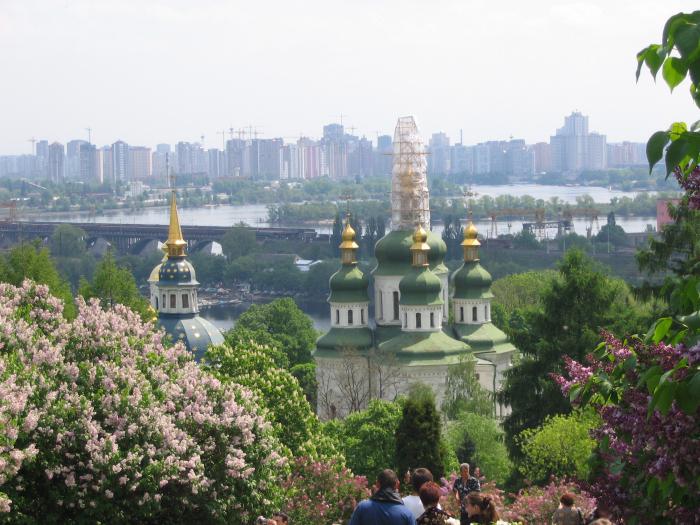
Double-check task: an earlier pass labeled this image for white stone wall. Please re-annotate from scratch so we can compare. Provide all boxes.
[329,302,369,328]
[373,275,403,325]
[439,273,449,321]
[453,298,491,324]
[156,285,198,315]
[399,304,443,331]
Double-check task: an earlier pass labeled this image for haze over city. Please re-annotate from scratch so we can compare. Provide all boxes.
[1,0,699,154]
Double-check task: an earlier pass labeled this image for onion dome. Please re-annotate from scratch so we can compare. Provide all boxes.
[374,229,447,276]
[329,266,369,303]
[148,244,169,283]
[158,315,224,360]
[461,219,481,261]
[339,217,359,266]
[452,220,493,299]
[158,258,198,285]
[399,224,443,306]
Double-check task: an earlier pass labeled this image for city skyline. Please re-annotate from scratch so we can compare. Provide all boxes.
[1,0,699,155]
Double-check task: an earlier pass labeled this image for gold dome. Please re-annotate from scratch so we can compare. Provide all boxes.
[411,224,430,250]
[148,263,162,283]
[339,221,359,250]
[461,220,481,247]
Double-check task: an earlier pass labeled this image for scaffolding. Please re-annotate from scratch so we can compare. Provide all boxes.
[391,116,430,229]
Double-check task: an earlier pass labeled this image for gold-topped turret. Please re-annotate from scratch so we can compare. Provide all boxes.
[165,190,187,257]
[339,215,359,265]
[410,223,430,267]
[461,213,481,262]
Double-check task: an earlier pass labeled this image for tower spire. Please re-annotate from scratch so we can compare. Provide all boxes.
[339,213,359,265]
[165,167,186,257]
[410,222,430,267]
[461,211,480,262]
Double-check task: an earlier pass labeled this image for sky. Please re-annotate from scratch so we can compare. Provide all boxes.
[0,0,699,154]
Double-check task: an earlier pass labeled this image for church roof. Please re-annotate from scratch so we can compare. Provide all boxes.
[328,265,369,303]
[451,261,494,300]
[158,258,198,286]
[399,266,443,305]
[315,327,374,353]
[158,314,224,361]
[373,230,448,277]
[377,329,470,366]
[452,322,515,353]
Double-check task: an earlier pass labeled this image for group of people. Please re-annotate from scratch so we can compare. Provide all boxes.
[255,512,288,525]
[349,463,497,525]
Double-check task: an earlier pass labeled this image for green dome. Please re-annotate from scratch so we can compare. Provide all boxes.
[451,261,494,300]
[328,265,370,303]
[399,267,443,305]
[158,257,198,285]
[373,229,447,276]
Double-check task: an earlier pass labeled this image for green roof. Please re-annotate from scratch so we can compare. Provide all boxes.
[315,327,373,352]
[451,261,494,299]
[378,329,470,365]
[399,267,443,305]
[374,324,403,345]
[373,230,448,276]
[452,323,515,353]
[328,265,370,303]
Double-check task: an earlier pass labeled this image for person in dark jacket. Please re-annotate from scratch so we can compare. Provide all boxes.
[349,469,415,525]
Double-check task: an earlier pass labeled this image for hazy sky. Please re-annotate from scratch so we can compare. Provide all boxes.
[1,0,698,154]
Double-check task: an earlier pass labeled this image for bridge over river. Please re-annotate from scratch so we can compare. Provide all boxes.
[0,221,319,253]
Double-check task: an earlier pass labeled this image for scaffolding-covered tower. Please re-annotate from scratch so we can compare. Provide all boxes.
[391,116,430,229]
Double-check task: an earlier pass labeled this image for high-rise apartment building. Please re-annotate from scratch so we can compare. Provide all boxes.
[428,132,451,175]
[102,146,114,184]
[35,140,49,178]
[79,143,101,183]
[587,133,607,171]
[550,112,606,173]
[66,140,87,179]
[258,139,283,179]
[374,134,392,176]
[152,144,171,179]
[129,146,152,179]
[607,142,646,167]
[531,142,552,173]
[47,142,65,183]
[111,140,130,181]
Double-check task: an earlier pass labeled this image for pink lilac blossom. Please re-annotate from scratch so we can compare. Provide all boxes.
[0,280,286,524]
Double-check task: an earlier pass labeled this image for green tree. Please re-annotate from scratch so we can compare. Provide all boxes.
[0,242,76,318]
[220,225,257,261]
[441,353,493,419]
[79,251,150,319]
[49,224,87,257]
[325,399,403,479]
[445,412,513,485]
[223,325,289,368]
[395,384,445,479]
[205,341,334,459]
[498,249,645,459]
[235,298,316,366]
[516,409,600,484]
[290,362,318,410]
[491,270,557,320]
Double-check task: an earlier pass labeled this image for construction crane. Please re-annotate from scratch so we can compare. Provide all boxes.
[20,178,48,191]
[0,201,18,222]
[563,208,600,238]
[488,208,546,237]
[28,137,36,155]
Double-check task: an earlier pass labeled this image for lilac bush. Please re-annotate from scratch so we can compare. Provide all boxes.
[501,479,595,524]
[0,280,286,524]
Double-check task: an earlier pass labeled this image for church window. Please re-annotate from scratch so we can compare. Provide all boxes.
[484,304,488,320]
[378,293,383,320]
[348,309,353,325]
[416,313,422,328]
[155,297,159,309]
[182,294,189,308]
[430,312,435,327]
[472,306,477,322]
[162,294,166,307]
[336,309,340,325]
[361,309,365,324]
[170,294,176,309]
[460,307,464,322]
[404,312,407,327]
[393,291,399,320]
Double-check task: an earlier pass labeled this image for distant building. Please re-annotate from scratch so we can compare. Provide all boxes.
[152,144,171,179]
[607,142,646,167]
[47,142,65,183]
[129,146,152,180]
[66,140,87,180]
[225,139,245,177]
[374,134,393,176]
[79,143,101,183]
[111,140,130,181]
[207,148,225,178]
[35,140,49,178]
[587,133,607,170]
[450,143,470,175]
[531,142,552,173]
[258,139,283,179]
[428,132,450,175]
[102,146,114,184]
[550,111,606,173]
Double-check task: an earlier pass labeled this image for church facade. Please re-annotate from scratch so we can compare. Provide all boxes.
[314,116,515,419]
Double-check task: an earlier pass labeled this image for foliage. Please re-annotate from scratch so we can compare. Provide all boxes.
[441,353,493,419]
[325,399,403,479]
[220,225,257,261]
[290,362,318,410]
[438,475,506,520]
[0,242,75,319]
[188,252,225,286]
[49,224,87,258]
[516,410,599,484]
[205,341,333,460]
[511,230,541,250]
[281,456,369,525]
[395,384,445,479]
[0,280,285,524]
[501,479,596,525]
[595,223,627,248]
[556,311,699,523]
[444,413,513,485]
[491,270,557,321]
[234,298,317,366]
[498,250,648,460]
[78,251,151,320]
[223,325,289,368]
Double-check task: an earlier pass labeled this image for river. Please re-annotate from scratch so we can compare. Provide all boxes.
[35,183,657,235]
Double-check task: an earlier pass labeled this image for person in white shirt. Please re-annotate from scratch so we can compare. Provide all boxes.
[402,468,436,519]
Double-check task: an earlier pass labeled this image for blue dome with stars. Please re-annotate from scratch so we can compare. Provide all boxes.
[158,256,198,285]
[159,313,224,361]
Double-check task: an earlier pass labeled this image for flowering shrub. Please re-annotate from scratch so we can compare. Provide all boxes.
[282,456,368,525]
[0,280,286,524]
[556,329,700,524]
[438,473,505,520]
[501,479,595,524]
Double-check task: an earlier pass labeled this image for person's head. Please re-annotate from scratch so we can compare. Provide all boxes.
[272,511,289,524]
[375,469,399,491]
[589,520,613,525]
[418,481,441,509]
[560,493,575,508]
[474,467,481,477]
[411,468,434,494]
[459,463,470,478]
[465,492,499,523]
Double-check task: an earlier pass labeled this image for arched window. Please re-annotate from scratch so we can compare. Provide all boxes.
[460,307,464,322]
[416,312,422,329]
[182,293,189,309]
[472,306,477,322]
[430,312,435,328]
[404,312,407,327]
[361,309,365,324]
[162,294,166,308]
[170,294,176,309]
[378,293,383,320]
[484,304,488,320]
[336,309,340,324]
[348,309,353,325]
[393,291,399,320]
[155,297,159,309]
